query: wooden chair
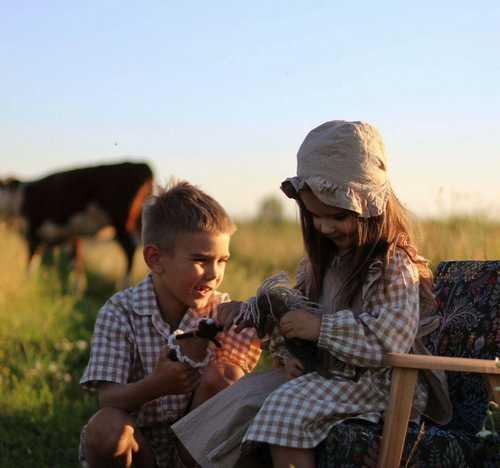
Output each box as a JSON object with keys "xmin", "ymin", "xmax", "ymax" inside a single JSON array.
[
  {"xmin": 318, "ymin": 261, "xmax": 500, "ymax": 468},
  {"xmin": 378, "ymin": 353, "xmax": 500, "ymax": 468}
]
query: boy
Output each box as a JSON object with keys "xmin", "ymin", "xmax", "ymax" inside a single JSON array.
[{"xmin": 79, "ymin": 181, "xmax": 261, "ymax": 468}]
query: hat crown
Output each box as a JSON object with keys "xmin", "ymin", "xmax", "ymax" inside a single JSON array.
[
  {"xmin": 281, "ymin": 120, "xmax": 391, "ymax": 218},
  {"xmin": 297, "ymin": 120, "xmax": 388, "ymax": 186}
]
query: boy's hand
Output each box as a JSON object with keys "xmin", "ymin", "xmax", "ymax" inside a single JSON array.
[
  {"xmin": 217, "ymin": 301, "xmax": 252, "ymax": 333},
  {"xmin": 271, "ymin": 356, "xmax": 284, "ymax": 368},
  {"xmin": 151, "ymin": 348, "xmax": 201, "ymax": 395},
  {"xmin": 279, "ymin": 310, "xmax": 321, "ymax": 341},
  {"xmin": 284, "ymin": 356, "xmax": 304, "ymax": 379}
]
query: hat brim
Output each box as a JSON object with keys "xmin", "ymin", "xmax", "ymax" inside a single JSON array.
[
  {"xmin": 280, "ymin": 178, "xmax": 300, "ymax": 199},
  {"xmin": 280, "ymin": 175, "xmax": 388, "ymax": 218}
]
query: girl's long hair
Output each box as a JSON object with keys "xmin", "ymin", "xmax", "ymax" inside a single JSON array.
[{"xmin": 297, "ymin": 188, "xmax": 435, "ymax": 315}]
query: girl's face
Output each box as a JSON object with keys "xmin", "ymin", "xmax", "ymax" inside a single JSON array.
[{"xmin": 299, "ymin": 189, "xmax": 358, "ymax": 254}]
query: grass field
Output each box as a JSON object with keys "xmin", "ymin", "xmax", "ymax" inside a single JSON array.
[{"xmin": 1, "ymin": 217, "xmax": 500, "ymax": 467}]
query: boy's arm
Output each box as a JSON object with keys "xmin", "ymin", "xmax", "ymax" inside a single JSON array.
[
  {"xmin": 214, "ymin": 326, "xmax": 262, "ymax": 373},
  {"xmin": 203, "ymin": 293, "xmax": 261, "ymax": 373},
  {"xmin": 97, "ymin": 348, "xmax": 201, "ymax": 411},
  {"xmin": 80, "ymin": 299, "xmax": 135, "ymax": 391},
  {"xmin": 81, "ymin": 298, "xmax": 200, "ymax": 410},
  {"xmin": 98, "ymin": 381, "xmax": 158, "ymax": 411},
  {"xmin": 212, "ymin": 299, "xmax": 262, "ymax": 373}
]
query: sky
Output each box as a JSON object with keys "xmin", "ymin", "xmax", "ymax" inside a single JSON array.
[{"xmin": 1, "ymin": 1, "xmax": 499, "ymax": 219}]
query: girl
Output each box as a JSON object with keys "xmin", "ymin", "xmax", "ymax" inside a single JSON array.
[{"xmin": 173, "ymin": 120, "xmax": 451, "ymax": 468}]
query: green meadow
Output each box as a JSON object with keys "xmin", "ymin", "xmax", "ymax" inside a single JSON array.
[{"xmin": 1, "ymin": 217, "xmax": 500, "ymax": 467}]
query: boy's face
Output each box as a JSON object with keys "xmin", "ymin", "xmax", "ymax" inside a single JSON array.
[{"xmin": 152, "ymin": 230, "xmax": 231, "ymax": 317}]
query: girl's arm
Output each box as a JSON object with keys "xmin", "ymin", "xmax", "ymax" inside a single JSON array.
[{"xmin": 317, "ymin": 249, "xmax": 420, "ymax": 368}]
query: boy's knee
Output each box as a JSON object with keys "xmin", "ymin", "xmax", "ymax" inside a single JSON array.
[
  {"xmin": 85, "ymin": 407, "xmax": 138, "ymax": 459},
  {"xmin": 200, "ymin": 366, "xmax": 225, "ymax": 393},
  {"xmin": 221, "ymin": 362, "xmax": 245, "ymax": 383},
  {"xmin": 202, "ymin": 362, "xmax": 245, "ymax": 393}
]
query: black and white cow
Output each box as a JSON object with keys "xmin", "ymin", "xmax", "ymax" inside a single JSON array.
[{"xmin": 0, "ymin": 161, "xmax": 153, "ymax": 286}]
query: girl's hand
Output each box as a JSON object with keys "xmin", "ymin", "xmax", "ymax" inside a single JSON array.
[
  {"xmin": 279, "ymin": 309, "xmax": 321, "ymax": 341},
  {"xmin": 284, "ymin": 356, "xmax": 304, "ymax": 379}
]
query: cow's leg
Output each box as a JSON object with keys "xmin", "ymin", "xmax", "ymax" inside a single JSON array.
[
  {"xmin": 26, "ymin": 234, "xmax": 42, "ymax": 275},
  {"xmin": 68, "ymin": 238, "xmax": 83, "ymax": 275},
  {"xmin": 115, "ymin": 229, "xmax": 137, "ymax": 288},
  {"xmin": 64, "ymin": 238, "xmax": 86, "ymax": 294}
]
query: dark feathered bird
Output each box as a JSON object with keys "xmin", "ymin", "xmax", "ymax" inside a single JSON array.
[{"xmin": 235, "ymin": 273, "xmax": 326, "ymax": 376}]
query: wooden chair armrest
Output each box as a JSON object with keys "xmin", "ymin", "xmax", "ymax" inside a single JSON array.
[
  {"xmin": 377, "ymin": 353, "xmax": 500, "ymax": 468},
  {"xmin": 382, "ymin": 352, "xmax": 500, "ymax": 375}
]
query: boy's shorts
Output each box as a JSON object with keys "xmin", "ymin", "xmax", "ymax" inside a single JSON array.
[{"xmin": 79, "ymin": 422, "xmax": 191, "ymax": 468}]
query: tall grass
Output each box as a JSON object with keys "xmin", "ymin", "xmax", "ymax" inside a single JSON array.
[
  {"xmin": 420, "ymin": 215, "xmax": 500, "ymax": 268},
  {"xmin": 1, "ymin": 216, "xmax": 499, "ymax": 467},
  {"xmin": 0, "ymin": 226, "xmax": 114, "ymax": 467}
]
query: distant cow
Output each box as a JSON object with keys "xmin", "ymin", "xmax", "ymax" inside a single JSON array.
[{"xmin": 0, "ymin": 161, "xmax": 153, "ymax": 286}]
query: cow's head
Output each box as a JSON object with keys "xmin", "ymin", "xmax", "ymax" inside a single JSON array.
[{"xmin": 0, "ymin": 178, "xmax": 23, "ymax": 218}]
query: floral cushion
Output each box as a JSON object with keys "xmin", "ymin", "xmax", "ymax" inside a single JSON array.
[{"xmin": 318, "ymin": 261, "xmax": 500, "ymax": 468}]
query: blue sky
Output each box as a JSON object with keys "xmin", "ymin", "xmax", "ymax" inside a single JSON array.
[{"xmin": 1, "ymin": 1, "xmax": 499, "ymax": 218}]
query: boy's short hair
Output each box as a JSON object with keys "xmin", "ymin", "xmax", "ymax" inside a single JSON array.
[{"xmin": 142, "ymin": 180, "xmax": 236, "ymax": 251}]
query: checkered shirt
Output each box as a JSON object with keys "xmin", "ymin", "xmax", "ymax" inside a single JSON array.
[
  {"xmin": 80, "ymin": 274, "xmax": 261, "ymax": 427},
  {"xmin": 244, "ymin": 248, "xmax": 429, "ymax": 448}
]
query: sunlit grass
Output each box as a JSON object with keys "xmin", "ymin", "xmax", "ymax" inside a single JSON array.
[{"xmin": 420, "ymin": 215, "xmax": 500, "ymax": 268}]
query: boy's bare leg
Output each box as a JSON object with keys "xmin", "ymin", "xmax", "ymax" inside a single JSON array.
[
  {"xmin": 270, "ymin": 445, "xmax": 315, "ymax": 468},
  {"xmin": 189, "ymin": 362, "xmax": 244, "ymax": 410},
  {"xmin": 85, "ymin": 407, "xmax": 157, "ymax": 468}
]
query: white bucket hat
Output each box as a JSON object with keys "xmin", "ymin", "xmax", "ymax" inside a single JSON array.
[{"xmin": 281, "ymin": 120, "xmax": 391, "ymax": 218}]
